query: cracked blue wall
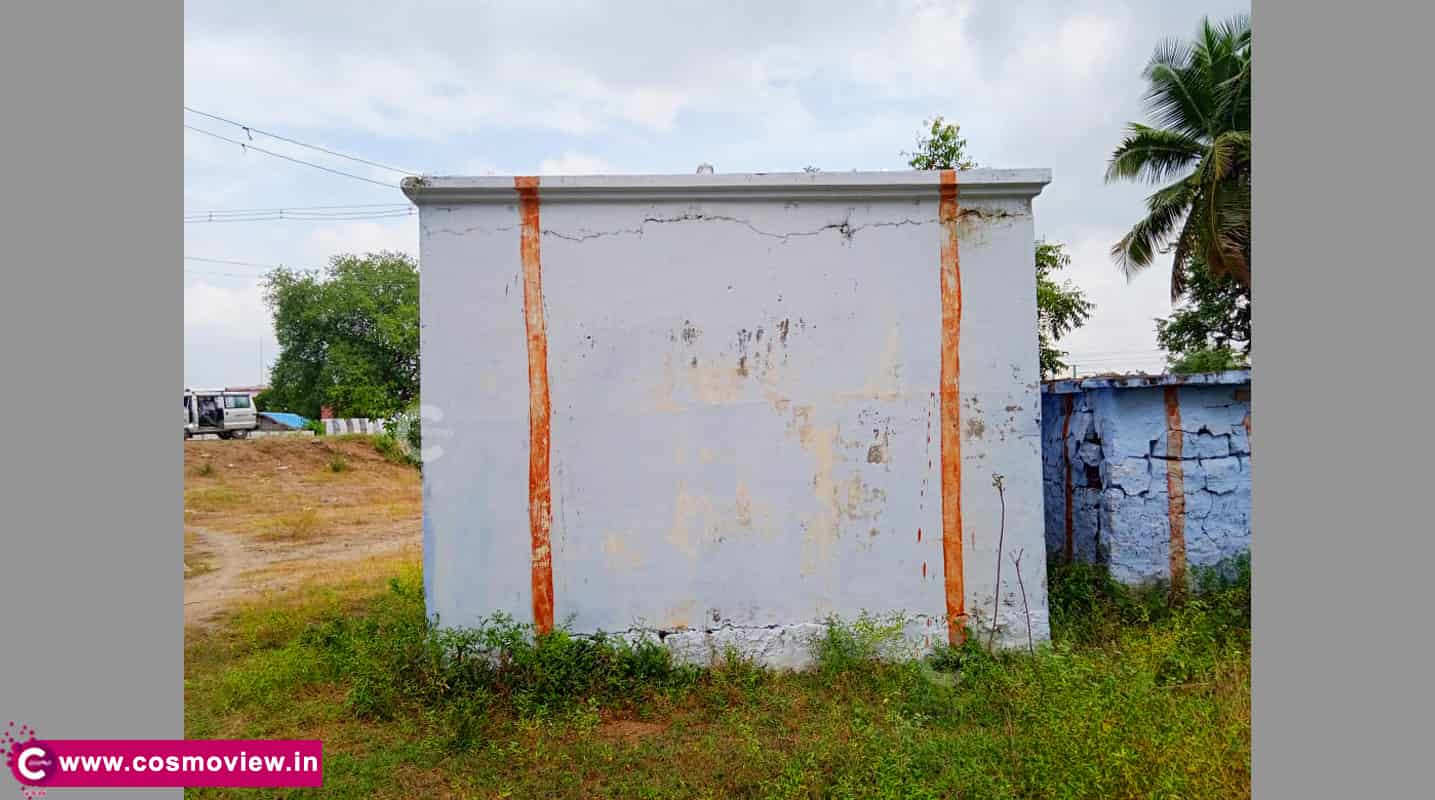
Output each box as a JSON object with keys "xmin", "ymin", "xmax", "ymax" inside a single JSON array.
[{"xmin": 1041, "ymin": 374, "xmax": 1251, "ymax": 585}]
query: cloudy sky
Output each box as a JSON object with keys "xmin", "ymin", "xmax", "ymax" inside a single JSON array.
[{"xmin": 184, "ymin": 0, "xmax": 1249, "ymax": 389}]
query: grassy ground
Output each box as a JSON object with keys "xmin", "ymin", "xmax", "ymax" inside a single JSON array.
[
  {"xmin": 185, "ymin": 554, "xmax": 1249, "ymax": 799},
  {"xmin": 183, "ymin": 436, "xmax": 421, "ymax": 541},
  {"xmin": 182, "ymin": 436, "xmax": 422, "ymax": 627}
]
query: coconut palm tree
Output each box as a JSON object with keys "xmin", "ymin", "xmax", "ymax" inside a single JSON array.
[{"xmin": 1107, "ymin": 14, "xmax": 1251, "ymax": 301}]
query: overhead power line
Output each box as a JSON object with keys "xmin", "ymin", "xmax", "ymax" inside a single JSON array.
[
  {"xmin": 184, "ymin": 255, "xmax": 309, "ymax": 270},
  {"xmin": 184, "ymin": 267, "xmax": 417, "ymax": 286},
  {"xmin": 184, "ymin": 255, "xmax": 419, "ymax": 285},
  {"xmin": 184, "ymin": 209, "xmax": 416, "ymax": 224},
  {"xmin": 184, "ymin": 125, "xmax": 400, "ymax": 189},
  {"xmin": 186, "ymin": 202, "xmax": 412, "ymax": 215},
  {"xmin": 183, "ymin": 106, "xmax": 420, "ymax": 176}
]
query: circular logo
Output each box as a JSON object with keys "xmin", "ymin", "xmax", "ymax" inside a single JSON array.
[{"xmin": 12, "ymin": 742, "xmax": 56, "ymax": 786}]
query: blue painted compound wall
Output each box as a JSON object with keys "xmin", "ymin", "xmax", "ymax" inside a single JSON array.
[{"xmin": 1041, "ymin": 371, "xmax": 1251, "ymax": 585}]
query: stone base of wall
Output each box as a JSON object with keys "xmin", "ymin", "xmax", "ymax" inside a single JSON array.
[{"xmin": 605, "ymin": 613, "xmax": 1047, "ymax": 669}]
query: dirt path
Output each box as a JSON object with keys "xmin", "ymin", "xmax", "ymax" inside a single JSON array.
[
  {"xmin": 183, "ymin": 437, "xmax": 423, "ymax": 630},
  {"xmin": 183, "ymin": 525, "xmax": 420, "ymax": 629}
]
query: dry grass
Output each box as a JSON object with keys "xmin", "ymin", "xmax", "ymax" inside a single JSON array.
[
  {"xmin": 183, "ymin": 437, "xmax": 421, "ymax": 543},
  {"xmin": 183, "ymin": 530, "xmax": 216, "ymax": 578},
  {"xmin": 258, "ymin": 508, "xmax": 325, "ymax": 541},
  {"xmin": 236, "ymin": 546, "xmax": 423, "ymax": 607}
]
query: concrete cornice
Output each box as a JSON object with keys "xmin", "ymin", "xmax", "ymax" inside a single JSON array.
[{"xmin": 401, "ymin": 169, "xmax": 1052, "ymax": 205}]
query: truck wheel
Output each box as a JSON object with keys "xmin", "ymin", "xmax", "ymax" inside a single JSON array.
[
  {"xmin": 233, "ymin": 429, "xmax": 250, "ymax": 440},
  {"xmin": 184, "ymin": 430, "xmax": 192, "ymax": 440},
  {"xmin": 218, "ymin": 431, "xmax": 233, "ymax": 440}
]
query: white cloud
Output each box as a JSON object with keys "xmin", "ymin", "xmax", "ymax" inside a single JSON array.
[
  {"xmin": 184, "ymin": 281, "xmax": 268, "ymax": 335},
  {"xmin": 184, "ymin": 280, "xmax": 276, "ymax": 388},
  {"xmin": 182, "ymin": 0, "xmax": 1252, "ymax": 381},
  {"xmin": 298, "ymin": 219, "xmax": 419, "ymax": 266},
  {"xmin": 537, "ymin": 152, "xmax": 616, "ymax": 175},
  {"xmin": 1052, "ymin": 229, "xmax": 1174, "ymax": 375}
]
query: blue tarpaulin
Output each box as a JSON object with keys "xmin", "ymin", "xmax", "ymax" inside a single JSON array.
[{"xmin": 259, "ymin": 412, "xmax": 309, "ymax": 430}]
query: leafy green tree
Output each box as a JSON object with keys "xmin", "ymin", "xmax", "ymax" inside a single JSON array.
[
  {"xmin": 262, "ymin": 251, "xmax": 419, "ymax": 419},
  {"xmin": 1037, "ymin": 243, "xmax": 1096, "ymax": 378},
  {"xmin": 1168, "ymin": 346, "xmax": 1247, "ymax": 374},
  {"xmin": 905, "ymin": 116, "xmax": 977, "ymax": 171},
  {"xmin": 1156, "ymin": 255, "xmax": 1250, "ymax": 372},
  {"xmin": 1106, "ymin": 14, "xmax": 1251, "ymax": 300},
  {"xmin": 904, "ymin": 116, "xmax": 1093, "ymax": 378}
]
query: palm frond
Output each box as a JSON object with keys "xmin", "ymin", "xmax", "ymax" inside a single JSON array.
[
  {"xmin": 1111, "ymin": 179, "xmax": 1193, "ymax": 281},
  {"xmin": 1112, "ymin": 13, "xmax": 1253, "ymax": 297},
  {"xmin": 1104, "ymin": 124, "xmax": 1205, "ymax": 184},
  {"xmin": 1143, "ymin": 53, "xmax": 1212, "ymax": 138}
]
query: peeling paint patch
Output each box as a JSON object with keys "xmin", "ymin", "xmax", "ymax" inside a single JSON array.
[
  {"xmin": 938, "ymin": 168, "xmax": 965, "ymax": 645},
  {"xmin": 668, "ymin": 482, "xmax": 714, "ymax": 558},
  {"xmin": 601, "ymin": 532, "xmax": 642, "ymax": 570},
  {"xmin": 965, "ymin": 417, "xmax": 985, "ymax": 440},
  {"xmin": 734, "ymin": 480, "xmax": 755, "ymax": 529},
  {"xmin": 866, "ymin": 425, "xmax": 891, "ymax": 464},
  {"xmin": 792, "ymin": 406, "xmax": 843, "ymax": 575}
]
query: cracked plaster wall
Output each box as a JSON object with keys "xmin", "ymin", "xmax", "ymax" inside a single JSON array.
[
  {"xmin": 417, "ymin": 179, "xmax": 1051, "ymax": 667},
  {"xmin": 1041, "ymin": 381, "xmax": 1251, "ymax": 585}
]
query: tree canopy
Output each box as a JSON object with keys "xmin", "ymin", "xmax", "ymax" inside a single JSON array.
[
  {"xmin": 1036, "ymin": 243, "xmax": 1096, "ymax": 378},
  {"xmin": 1156, "ymin": 255, "xmax": 1250, "ymax": 373},
  {"xmin": 904, "ymin": 117, "xmax": 1093, "ymax": 378},
  {"xmin": 1106, "ymin": 14, "xmax": 1251, "ymax": 300},
  {"xmin": 261, "ymin": 251, "xmax": 419, "ymax": 419}
]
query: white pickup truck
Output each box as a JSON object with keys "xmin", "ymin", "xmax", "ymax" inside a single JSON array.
[{"xmin": 183, "ymin": 389, "xmax": 259, "ymax": 439}]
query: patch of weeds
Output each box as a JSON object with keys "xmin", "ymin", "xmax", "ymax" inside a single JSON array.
[
  {"xmin": 372, "ymin": 433, "xmax": 419, "ymax": 469},
  {"xmin": 187, "ymin": 556, "xmax": 1252, "ymax": 799},
  {"xmin": 701, "ymin": 645, "xmax": 766, "ymax": 704},
  {"xmin": 184, "ymin": 486, "xmax": 249, "ymax": 512},
  {"xmin": 183, "ymin": 531, "xmax": 215, "ymax": 578},
  {"xmin": 262, "ymin": 508, "xmax": 324, "ymax": 540},
  {"xmin": 285, "ymin": 578, "xmax": 698, "ymax": 741},
  {"xmin": 1047, "ymin": 560, "xmax": 1168, "ymax": 644},
  {"xmin": 1047, "ymin": 554, "xmax": 1250, "ymax": 649},
  {"xmin": 810, "ymin": 611, "xmax": 908, "ymax": 678},
  {"xmin": 328, "ymin": 454, "xmax": 350, "ymax": 473},
  {"xmin": 196, "ymin": 461, "xmax": 216, "ymax": 477}
]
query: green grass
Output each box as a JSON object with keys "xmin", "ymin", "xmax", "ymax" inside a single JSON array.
[
  {"xmin": 371, "ymin": 433, "xmax": 419, "ymax": 469},
  {"xmin": 324, "ymin": 432, "xmax": 419, "ymax": 469},
  {"xmin": 185, "ymin": 556, "xmax": 1250, "ymax": 799}
]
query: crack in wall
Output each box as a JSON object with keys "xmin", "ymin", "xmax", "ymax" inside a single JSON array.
[
  {"xmin": 1044, "ymin": 386, "xmax": 1251, "ymax": 584},
  {"xmin": 541, "ymin": 212, "xmax": 938, "ymax": 245},
  {"xmin": 423, "ymin": 223, "xmax": 518, "ymax": 238}
]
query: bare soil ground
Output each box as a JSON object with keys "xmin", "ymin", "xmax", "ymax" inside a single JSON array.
[{"xmin": 183, "ymin": 436, "xmax": 421, "ymax": 628}]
